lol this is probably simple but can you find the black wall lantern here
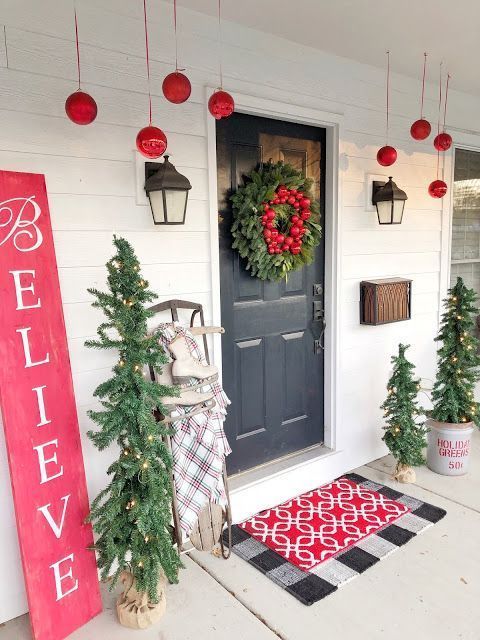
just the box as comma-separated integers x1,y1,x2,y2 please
372,177,408,225
144,155,192,225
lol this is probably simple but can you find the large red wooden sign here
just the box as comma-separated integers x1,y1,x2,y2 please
0,171,102,639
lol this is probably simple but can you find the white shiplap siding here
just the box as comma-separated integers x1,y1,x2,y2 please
0,0,480,623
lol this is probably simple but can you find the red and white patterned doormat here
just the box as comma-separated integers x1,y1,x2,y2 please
239,477,409,571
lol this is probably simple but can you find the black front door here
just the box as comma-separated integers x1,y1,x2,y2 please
217,112,326,475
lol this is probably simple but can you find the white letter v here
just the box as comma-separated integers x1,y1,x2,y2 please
38,495,70,539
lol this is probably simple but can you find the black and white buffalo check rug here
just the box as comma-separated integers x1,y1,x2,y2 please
224,473,446,605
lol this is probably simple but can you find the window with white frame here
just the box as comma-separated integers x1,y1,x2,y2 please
451,149,480,308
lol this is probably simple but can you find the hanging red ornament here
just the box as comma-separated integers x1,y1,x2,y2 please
377,145,397,167
208,0,234,120
429,66,449,197
410,53,431,141
162,1,191,104
434,73,452,152
136,125,167,159
162,71,191,104
428,179,448,198
65,90,97,125
410,119,431,141
66,9,97,125
208,89,235,120
137,0,167,158
433,131,452,151
377,51,396,166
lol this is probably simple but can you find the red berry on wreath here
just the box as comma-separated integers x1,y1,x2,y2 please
291,246,301,255
290,189,297,195
276,234,285,244
296,219,304,227
300,211,311,220
284,236,294,246
268,247,275,254
275,248,282,254
290,227,300,237
263,229,271,238
280,197,287,203
261,221,266,226
266,210,275,219
270,229,279,239
266,221,274,229
278,185,286,191
287,196,296,205
291,215,299,223
273,198,280,204
293,201,300,209
297,239,303,246
299,198,310,208
296,192,303,198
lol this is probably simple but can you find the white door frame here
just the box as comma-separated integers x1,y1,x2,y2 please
205,88,344,515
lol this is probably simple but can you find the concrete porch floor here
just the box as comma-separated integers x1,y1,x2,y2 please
2,432,479,640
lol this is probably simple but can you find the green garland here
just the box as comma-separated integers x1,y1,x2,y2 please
231,161,322,281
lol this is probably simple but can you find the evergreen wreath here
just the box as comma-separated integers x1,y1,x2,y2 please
231,161,322,281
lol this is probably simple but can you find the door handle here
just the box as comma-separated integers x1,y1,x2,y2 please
314,318,327,353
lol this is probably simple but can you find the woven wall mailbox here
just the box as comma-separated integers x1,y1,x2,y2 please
360,278,412,325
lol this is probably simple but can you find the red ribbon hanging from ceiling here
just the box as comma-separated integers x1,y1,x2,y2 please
142,0,153,125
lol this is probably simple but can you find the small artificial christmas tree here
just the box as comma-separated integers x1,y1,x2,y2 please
85,236,181,603
381,343,427,482
431,277,480,426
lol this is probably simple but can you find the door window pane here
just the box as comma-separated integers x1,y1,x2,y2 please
452,149,480,337
452,149,480,292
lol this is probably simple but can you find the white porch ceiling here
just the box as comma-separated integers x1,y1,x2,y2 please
175,0,480,96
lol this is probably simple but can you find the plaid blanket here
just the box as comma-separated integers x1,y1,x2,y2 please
156,323,231,536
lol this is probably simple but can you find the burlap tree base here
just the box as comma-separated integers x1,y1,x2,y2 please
393,463,416,483
116,571,167,630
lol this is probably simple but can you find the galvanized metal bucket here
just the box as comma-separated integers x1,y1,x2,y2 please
426,418,474,476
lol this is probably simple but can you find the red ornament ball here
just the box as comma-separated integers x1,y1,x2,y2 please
410,118,431,141
65,90,97,125
162,71,192,104
208,89,234,120
377,145,397,167
434,132,453,151
428,179,448,199
136,125,167,159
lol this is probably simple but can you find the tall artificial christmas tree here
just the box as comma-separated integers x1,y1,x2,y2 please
381,343,427,482
85,236,181,604
431,277,480,426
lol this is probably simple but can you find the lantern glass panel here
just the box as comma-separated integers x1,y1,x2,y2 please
148,191,166,224
377,200,393,224
164,189,188,223
393,199,405,223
